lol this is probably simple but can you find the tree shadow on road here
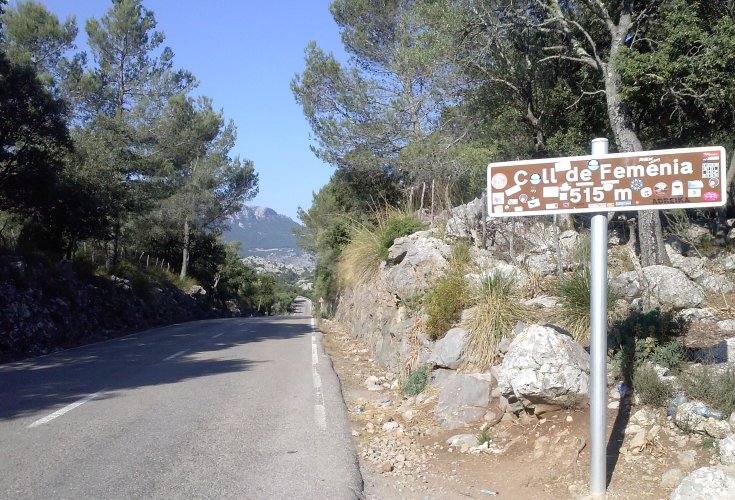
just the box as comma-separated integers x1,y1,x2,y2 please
0,316,313,421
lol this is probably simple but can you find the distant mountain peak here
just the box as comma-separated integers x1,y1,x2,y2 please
224,205,302,253
231,205,282,221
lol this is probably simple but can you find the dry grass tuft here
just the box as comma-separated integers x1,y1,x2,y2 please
463,272,528,369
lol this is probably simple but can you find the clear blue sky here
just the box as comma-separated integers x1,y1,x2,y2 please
20,0,345,222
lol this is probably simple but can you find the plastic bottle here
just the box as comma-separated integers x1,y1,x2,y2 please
694,404,723,420
667,394,688,417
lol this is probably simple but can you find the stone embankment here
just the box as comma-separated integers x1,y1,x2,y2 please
0,256,229,362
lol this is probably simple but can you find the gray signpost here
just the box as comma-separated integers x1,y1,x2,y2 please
487,139,727,497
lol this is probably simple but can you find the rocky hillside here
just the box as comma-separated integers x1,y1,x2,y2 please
224,206,315,276
328,197,735,497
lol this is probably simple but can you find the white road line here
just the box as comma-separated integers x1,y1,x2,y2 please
163,350,187,361
28,391,103,428
311,332,326,430
212,332,224,339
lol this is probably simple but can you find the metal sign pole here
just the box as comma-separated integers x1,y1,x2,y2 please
589,138,609,497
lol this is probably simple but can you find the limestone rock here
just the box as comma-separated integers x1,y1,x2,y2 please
612,266,706,308
720,435,735,466
383,231,450,299
495,324,590,409
428,327,469,369
446,434,479,448
435,372,493,429
670,466,735,499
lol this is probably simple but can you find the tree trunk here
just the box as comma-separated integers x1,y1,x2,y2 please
715,152,735,244
603,19,667,267
180,218,190,279
106,221,120,270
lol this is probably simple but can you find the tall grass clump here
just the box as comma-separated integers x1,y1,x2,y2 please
448,239,473,273
337,225,383,288
463,272,528,369
557,265,617,343
424,271,469,340
338,209,424,289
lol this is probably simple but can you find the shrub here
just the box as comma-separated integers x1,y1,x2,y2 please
633,362,674,408
401,365,428,396
463,272,528,369
609,307,688,380
476,428,492,445
424,271,469,340
680,365,735,417
379,211,424,260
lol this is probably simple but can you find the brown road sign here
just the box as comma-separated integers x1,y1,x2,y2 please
487,146,726,217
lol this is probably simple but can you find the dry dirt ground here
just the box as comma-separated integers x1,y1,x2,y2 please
320,321,719,500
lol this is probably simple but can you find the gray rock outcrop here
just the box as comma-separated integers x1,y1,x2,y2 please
383,231,450,299
612,266,706,309
720,435,735,466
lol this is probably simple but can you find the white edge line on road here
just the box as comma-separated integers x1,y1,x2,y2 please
163,350,188,361
28,391,104,428
311,332,326,430
212,332,224,339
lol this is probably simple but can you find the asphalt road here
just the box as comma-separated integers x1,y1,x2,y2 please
0,298,362,499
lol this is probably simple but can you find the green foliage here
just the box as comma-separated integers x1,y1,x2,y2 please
379,212,424,260
0,51,70,217
424,271,469,340
401,365,428,397
680,365,735,417
463,272,528,369
618,0,735,149
338,209,423,288
610,307,688,391
476,428,492,446
632,362,675,409
449,239,473,272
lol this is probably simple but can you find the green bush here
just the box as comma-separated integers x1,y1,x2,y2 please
680,365,735,417
401,365,428,396
609,307,688,380
424,271,469,339
633,362,674,408
379,212,424,260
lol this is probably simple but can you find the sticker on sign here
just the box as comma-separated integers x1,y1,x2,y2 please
487,146,726,217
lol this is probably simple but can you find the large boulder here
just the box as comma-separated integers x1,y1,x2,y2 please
611,266,706,309
382,231,450,299
495,324,590,409
428,327,469,369
670,466,735,499
435,372,493,429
